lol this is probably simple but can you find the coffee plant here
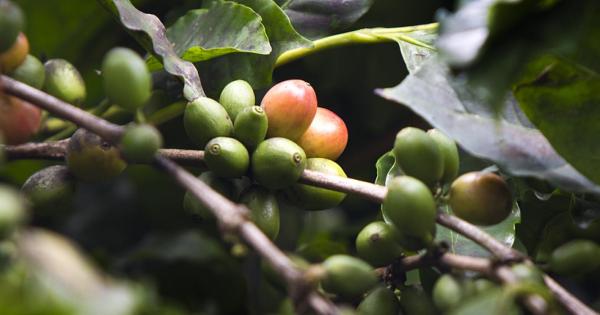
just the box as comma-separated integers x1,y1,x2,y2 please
1,0,600,314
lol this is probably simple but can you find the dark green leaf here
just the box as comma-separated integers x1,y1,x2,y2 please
100,0,204,100
147,0,271,69
437,0,597,111
284,0,375,39
514,56,600,185
197,0,312,95
376,58,600,194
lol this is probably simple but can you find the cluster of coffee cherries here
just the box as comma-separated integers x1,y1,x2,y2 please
182,79,349,240
360,126,514,267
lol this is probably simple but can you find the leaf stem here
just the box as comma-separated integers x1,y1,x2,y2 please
275,23,438,67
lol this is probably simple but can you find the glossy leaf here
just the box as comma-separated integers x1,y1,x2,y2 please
514,56,600,185
99,0,204,100
147,0,271,69
376,58,600,194
283,0,375,39
197,0,312,94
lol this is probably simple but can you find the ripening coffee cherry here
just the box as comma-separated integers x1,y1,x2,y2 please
357,285,400,315
0,0,24,52
261,79,318,140
21,165,74,216
183,172,235,220
297,107,348,160
355,221,404,267
120,124,163,163
0,32,28,72
66,129,127,181
549,240,600,276
382,176,436,244
432,274,463,311
44,59,86,105
204,137,249,178
233,106,268,149
0,95,41,145
184,97,233,147
219,79,255,120
393,127,444,187
321,255,378,299
102,47,151,111
449,172,512,226
240,186,280,240
251,137,307,189
0,184,26,238
286,158,347,210
427,129,459,184
9,54,45,89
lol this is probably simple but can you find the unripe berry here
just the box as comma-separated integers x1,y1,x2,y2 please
219,79,255,120
120,124,163,163
44,59,86,105
449,172,512,226
393,127,444,186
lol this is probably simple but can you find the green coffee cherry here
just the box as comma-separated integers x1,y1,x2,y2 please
427,129,459,184
9,54,45,89
286,158,347,211
21,165,74,217
549,240,600,276
204,137,249,178
432,274,463,311
355,221,404,267
510,263,544,284
449,172,512,226
183,172,235,220
357,285,400,315
219,79,255,120
43,59,86,105
102,47,151,111
184,97,233,147
0,0,24,52
0,184,26,238
240,187,280,240
233,106,268,148
251,137,307,189
399,286,437,315
393,127,444,186
321,255,378,300
120,124,163,163
382,176,436,244
66,128,126,181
